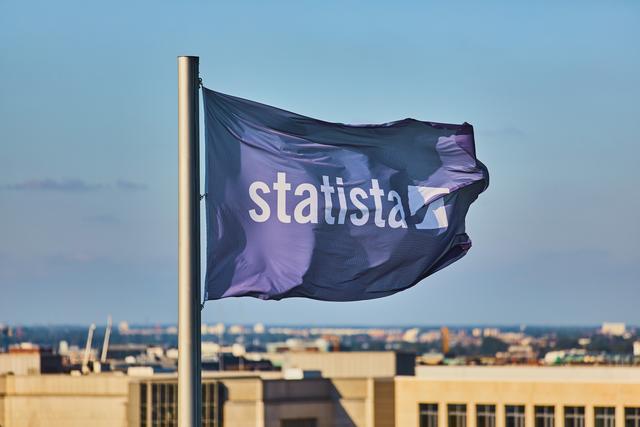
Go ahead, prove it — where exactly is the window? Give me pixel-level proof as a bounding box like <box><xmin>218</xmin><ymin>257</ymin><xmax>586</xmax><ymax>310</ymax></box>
<box><xmin>506</xmin><ymin>405</ymin><xmax>526</xmax><ymax>427</ymax></box>
<box><xmin>202</xmin><ymin>382</ymin><xmax>222</xmax><ymax>427</ymax></box>
<box><xmin>477</xmin><ymin>405</ymin><xmax>496</xmax><ymax>427</ymax></box>
<box><xmin>448</xmin><ymin>404</ymin><xmax>467</xmax><ymax>427</ymax></box>
<box><xmin>139</xmin><ymin>381</ymin><xmax>222</xmax><ymax>427</ymax></box>
<box><xmin>150</xmin><ymin>383</ymin><xmax>159</xmax><ymax>425</ymax></box>
<box><xmin>535</xmin><ymin>406</ymin><xmax>555</xmax><ymax>427</ymax></box>
<box><xmin>151</xmin><ymin>382</ymin><xmax>177</xmax><ymax>426</ymax></box>
<box><xmin>626</xmin><ymin>408</ymin><xmax>640</xmax><ymax>427</ymax></box>
<box><xmin>281</xmin><ymin>419</ymin><xmax>318</xmax><ymax>427</ymax></box>
<box><xmin>565</xmin><ymin>407</ymin><xmax>586</xmax><ymax>427</ymax></box>
<box><xmin>420</xmin><ymin>403</ymin><xmax>438</xmax><ymax>427</ymax></box>
<box><xmin>595</xmin><ymin>407</ymin><xmax>615</xmax><ymax>427</ymax></box>
<box><xmin>140</xmin><ymin>383</ymin><xmax>147</xmax><ymax>427</ymax></box>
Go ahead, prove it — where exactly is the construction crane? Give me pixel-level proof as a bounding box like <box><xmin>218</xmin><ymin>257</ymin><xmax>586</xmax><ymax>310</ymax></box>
<box><xmin>100</xmin><ymin>315</ymin><xmax>112</xmax><ymax>364</ymax></box>
<box><xmin>81</xmin><ymin>323</ymin><xmax>96</xmax><ymax>375</ymax></box>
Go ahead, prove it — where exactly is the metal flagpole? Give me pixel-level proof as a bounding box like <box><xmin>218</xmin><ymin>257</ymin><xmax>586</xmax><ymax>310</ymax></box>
<box><xmin>178</xmin><ymin>55</ymin><xmax>201</xmax><ymax>427</ymax></box>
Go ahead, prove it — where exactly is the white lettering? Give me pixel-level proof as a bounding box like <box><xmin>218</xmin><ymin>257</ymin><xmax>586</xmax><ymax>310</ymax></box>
<box><xmin>293</xmin><ymin>183</ymin><xmax>318</xmax><ymax>224</ymax></box>
<box><xmin>335</xmin><ymin>177</ymin><xmax>347</xmax><ymax>225</ymax></box>
<box><xmin>387</xmin><ymin>190</ymin><xmax>407</xmax><ymax>229</ymax></box>
<box><xmin>273</xmin><ymin>172</ymin><xmax>292</xmax><ymax>223</ymax></box>
<box><xmin>320</xmin><ymin>175</ymin><xmax>335</xmax><ymax>225</ymax></box>
<box><xmin>248</xmin><ymin>181</ymin><xmax>271</xmax><ymax>222</ymax></box>
<box><xmin>248</xmin><ymin>174</ymin><xmax>450</xmax><ymax>230</ymax></box>
<box><xmin>349</xmin><ymin>187</ymin><xmax>369</xmax><ymax>226</ymax></box>
<box><xmin>369</xmin><ymin>179</ymin><xmax>386</xmax><ymax>228</ymax></box>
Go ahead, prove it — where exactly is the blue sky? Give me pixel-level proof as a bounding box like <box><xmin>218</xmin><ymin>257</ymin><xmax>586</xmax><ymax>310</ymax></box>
<box><xmin>1</xmin><ymin>1</ymin><xmax>638</xmax><ymax>326</ymax></box>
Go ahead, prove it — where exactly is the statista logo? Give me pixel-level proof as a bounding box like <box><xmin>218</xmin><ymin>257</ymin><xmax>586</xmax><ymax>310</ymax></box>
<box><xmin>247</xmin><ymin>172</ymin><xmax>450</xmax><ymax>230</ymax></box>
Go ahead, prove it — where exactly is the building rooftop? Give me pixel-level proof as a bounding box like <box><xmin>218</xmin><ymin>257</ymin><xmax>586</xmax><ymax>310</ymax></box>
<box><xmin>414</xmin><ymin>365</ymin><xmax>640</xmax><ymax>383</ymax></box>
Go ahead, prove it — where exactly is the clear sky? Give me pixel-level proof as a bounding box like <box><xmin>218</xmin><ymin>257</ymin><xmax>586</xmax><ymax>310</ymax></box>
<box><xmin>1</xmin><ymin>1</ymin><xmax>639</xmax><ymax>326</ymax></box>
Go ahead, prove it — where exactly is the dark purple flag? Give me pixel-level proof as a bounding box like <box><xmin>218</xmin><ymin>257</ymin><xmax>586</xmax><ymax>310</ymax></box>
<box><xmin>203</xmin><ymin>88</ymin><xmax>488</xmax><ymax>301</ymax></box>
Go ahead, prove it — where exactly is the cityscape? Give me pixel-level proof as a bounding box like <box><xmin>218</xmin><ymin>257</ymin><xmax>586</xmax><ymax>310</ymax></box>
<box><xmin>1</xmin><ymin>321</ymin><xmax>639</xmax><ymax>426</ymax></box>
<box><xmin>2</xmin><ymin>321</ymin><xmax>639</xmax><ymax>375</ymax></box>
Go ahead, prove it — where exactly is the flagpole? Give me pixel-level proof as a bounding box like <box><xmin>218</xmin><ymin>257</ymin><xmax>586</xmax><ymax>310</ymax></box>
<box><xmin>177</xmin><ymin>55</ymin><xmax>201</xmax><ymax>427</ymax></box>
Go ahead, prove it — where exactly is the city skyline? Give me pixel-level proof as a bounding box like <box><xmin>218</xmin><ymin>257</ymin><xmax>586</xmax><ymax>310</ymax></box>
<box><xmin>2</xmin><ymin>0</ymin><xmax>639</xmax><ymax>325</ymax></box>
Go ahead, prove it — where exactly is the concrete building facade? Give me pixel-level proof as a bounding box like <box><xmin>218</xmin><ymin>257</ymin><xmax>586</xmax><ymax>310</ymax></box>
<box><xmin>271</xmin><ymin>351</ymin><xmax>415</xmax><ymax>378</ymax></box>
<box><xmin>0</xmin><ymin>353</ymin><xmax>40</xmax><ymax>376</ymax></box>
<box><xmin>2</xmin><ymin>364</ymin><xmax>640</xmax><ymax>427</ymax></box>
<box><xmin>0</xmin><ymin>374</ymin><xmax>129</xmax><ymax>427</ymax></box>
<box><xmin>127</xmin><ymin>373</ymin><xmax>395</xmax><ymax>427</ymax></box>
<box><xmin>396</xmin><ymin>366</ymin><xmax>640</xmax><ymax>427</ymax></box>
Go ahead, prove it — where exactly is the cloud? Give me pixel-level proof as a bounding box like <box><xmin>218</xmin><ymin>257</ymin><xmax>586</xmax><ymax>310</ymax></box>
<box><xmin>116</xmin><ymin>179</ymin><xmax>148</xmax><ymax>191</ymax></box>
<box><xmin>4</xmin><ymin>178</ymin><xmax>148</xmax><ymax>192</ymax></box>
<box><xmin>6</xmin><ymin>178</ymin><xmax>103</xmax><ymax>192</ymax></box>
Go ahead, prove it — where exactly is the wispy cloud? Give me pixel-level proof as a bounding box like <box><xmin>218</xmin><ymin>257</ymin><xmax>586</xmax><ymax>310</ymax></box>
<box><xmin>5</xmin><ymin>178</ymin><xmax>148</xmax><ymax>192</ymax></box>
<box><xmin>6</xmin><ymin>178</ymin><xmax>103</xmax><ymax>192</ymax></box>
<box><xmin>116</xmin><ymin>179</ymin><xmax>148</xmax><ymax>191</ymax></box>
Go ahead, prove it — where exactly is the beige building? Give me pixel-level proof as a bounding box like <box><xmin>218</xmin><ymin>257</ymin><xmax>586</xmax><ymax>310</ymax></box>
<box><xmin>127</xmin><ymin>372</ymin><xmax>394</xmax><ymax>427</ymax></box>
<box><xmin>2</xmin><ymin>363</ymin><xmax>640</xmax><ymax>427</ymax></box>
<box><xmin>270</xmin><ymin>351</ymin><xmax>415</xmax><ymax>379</ymax></box>
<box><xmin>0</xmin><ymin>373</ymin><xmax>130</xmax><ymax>427</ymax></box>
<box><xmin>396</xmin><ymin>366</ymin><xmax>640</xmax><ymax>427</ymax></box>
<box><xmin>0</xmin><ymin>371</ymin><xmax>393</xmax><ymax>427</ymax></box>
<box><xmin>0</xmin><ymin>353</ymin><xmax>40</xmax><ymax>376</ymax></box>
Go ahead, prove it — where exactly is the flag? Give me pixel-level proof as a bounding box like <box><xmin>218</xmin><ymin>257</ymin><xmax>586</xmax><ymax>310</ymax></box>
<box><xmin>202</xmin><ymin>88</ymin><xmax>488</xmax><ymax>301</ymax></box>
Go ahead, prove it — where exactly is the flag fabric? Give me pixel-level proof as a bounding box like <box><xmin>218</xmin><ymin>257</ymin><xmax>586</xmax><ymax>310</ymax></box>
<box><xmin>202</xmin><ymin>88</ymin><xmax>489</xmax><ymax>302</ymax></box>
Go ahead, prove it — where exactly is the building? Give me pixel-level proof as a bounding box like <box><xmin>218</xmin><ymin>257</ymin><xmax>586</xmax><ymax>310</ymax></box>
<box><xmin>2</xmin><ymin>361</ymin><xmax>640</xmax><ymax>427</ymax></box>
<box><xmin>128</xmin><ymin>372</ymin><xmax>394</xmax><ymax>427</ymax></box>
<box><xmin>0</xmin><ymin>373</ymin><xmax>130</xmax><ymax>427</ymax></box>
<box><xmin>0</xmin><ymin>352</ymin><xmax>40</xmax><ymax>376</ymax></box>
<box><xmin>268</xmin><ymin>351</ymin><xmax>415</xmax><ymax>378</ymax></box>
<box><xmin>600</xmin><ymin>323</ymin><xmax>626</xmax><ymax>337</ymax></box>
<box><xmin>1</xmin><ymin>372</ymin><xmax>394</xmax><ymax>427</ymax></box>
<box><xmin>397</xmin><ymin>366</ymin><xmax>640</xmax><ymax>427</ymax></box>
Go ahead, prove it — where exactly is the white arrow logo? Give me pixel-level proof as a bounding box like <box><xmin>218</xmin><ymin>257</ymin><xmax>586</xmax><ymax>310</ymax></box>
<box><xmin>407</xmin><ymin>186</ymin><xmax>450</xmax><ymax>230</ymax></box>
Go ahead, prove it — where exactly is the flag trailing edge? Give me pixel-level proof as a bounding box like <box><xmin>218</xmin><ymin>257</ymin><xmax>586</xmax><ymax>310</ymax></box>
<box><xmin>202</xmin><ymin>88</ymin><xmax>489</xmax><ymax>302</ymax></box>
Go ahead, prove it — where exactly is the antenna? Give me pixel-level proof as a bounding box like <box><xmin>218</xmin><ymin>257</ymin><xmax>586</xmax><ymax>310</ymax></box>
<box><xmin>82</xmin><ymin>323</ymin><xmax>96</xmax><ymax>375</ymax></box>
<box><xmin>100</xmin><ymin>315</ymin><xmax>112</xmax><ymax>364</ymax></box>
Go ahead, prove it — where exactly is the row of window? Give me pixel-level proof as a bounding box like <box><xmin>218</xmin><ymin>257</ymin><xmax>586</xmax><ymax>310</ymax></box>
<box><xmin>139</xmin><ymin>382</ymin><xmax>222</xmax><ymax>427</ymax></box>
<box><xmin>419</xmin><ymin>404</ymin><xmax>640</xmax><ymax>427</ymax></box>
